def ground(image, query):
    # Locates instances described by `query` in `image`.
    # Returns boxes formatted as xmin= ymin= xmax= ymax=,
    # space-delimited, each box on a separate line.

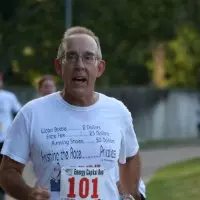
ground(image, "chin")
xmin=71 ymin=88 xmax=87 ymax=97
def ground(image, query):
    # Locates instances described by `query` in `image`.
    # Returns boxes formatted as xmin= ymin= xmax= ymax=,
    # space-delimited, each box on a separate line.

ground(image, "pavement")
xmin=6 ymin=145 xmax=200 ymax=200
xmin=140 ymin=145 xmax=200 ymax=182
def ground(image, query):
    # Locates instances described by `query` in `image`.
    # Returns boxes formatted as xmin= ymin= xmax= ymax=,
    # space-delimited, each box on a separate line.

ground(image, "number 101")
xmin=67 ymin=177 xmax=99 ymax=199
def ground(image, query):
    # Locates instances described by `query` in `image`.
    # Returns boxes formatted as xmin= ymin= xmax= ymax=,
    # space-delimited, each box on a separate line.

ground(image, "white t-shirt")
xmin=114 ymin=165 xmax=146 ymax=198
xmin=2 ymin=92 xmax=139 ymax=200
xmin=0 ymin=89 xmax=21 ymax=142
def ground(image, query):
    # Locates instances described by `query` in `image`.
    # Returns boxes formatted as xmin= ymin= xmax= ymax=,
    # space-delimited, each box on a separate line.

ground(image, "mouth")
xmin=72 ymin=77 xmax=87 ymax=85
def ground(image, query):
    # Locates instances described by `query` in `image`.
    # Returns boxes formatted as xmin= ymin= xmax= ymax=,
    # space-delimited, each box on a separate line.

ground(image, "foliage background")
xmin=0 ymin=0 xmax=199 ymax=88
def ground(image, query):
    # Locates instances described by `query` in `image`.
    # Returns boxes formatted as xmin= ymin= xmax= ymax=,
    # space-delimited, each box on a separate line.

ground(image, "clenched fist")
xmin=28 ymin=186 xmax=51 ymax=200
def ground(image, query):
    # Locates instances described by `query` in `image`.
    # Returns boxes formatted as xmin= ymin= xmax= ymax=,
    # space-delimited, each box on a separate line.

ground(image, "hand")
xmin=116 ymin=181 xmax=124 ymax=195
xmin=28 ymin=186 xmax=51 ymax=200
xmin=134 ymin=192 xmax=142 ymax=200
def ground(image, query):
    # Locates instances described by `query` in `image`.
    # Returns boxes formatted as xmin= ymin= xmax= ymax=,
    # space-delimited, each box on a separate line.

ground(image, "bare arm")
xmin=0 ymin=155 xmax=32 ymax=200
xmin=119 ymin=151 xmax=141 ymax=200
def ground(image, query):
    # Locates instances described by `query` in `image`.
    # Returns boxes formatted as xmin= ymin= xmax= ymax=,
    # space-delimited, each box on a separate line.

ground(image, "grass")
xmin=147 ymin=158 xmax=200 ymax=200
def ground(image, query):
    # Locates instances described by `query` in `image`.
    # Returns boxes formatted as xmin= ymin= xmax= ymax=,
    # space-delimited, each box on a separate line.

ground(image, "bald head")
xmin=57 ymin=26 xmax=102 ymax=63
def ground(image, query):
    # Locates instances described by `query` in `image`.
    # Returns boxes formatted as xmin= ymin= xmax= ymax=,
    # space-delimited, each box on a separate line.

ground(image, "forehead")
xmin=42 ymin=79 xmax=55 ymax=86
xmin=65 ymin=34 xmax=98 ymax=54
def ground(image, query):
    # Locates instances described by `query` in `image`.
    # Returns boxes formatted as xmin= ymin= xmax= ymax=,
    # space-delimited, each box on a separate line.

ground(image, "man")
xmin=37 ymin=75 xmax=57 ymax=97
xmin=0 ymin=26 xmax=142 ymax=200
xmin=0 ymin=72 xmax=21 ymax=199
xmin=0 ymin=72 xmax=21 ymax=154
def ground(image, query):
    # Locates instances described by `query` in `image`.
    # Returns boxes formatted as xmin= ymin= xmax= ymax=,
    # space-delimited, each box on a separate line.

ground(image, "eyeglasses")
xmin=63 ymin=52 xmax=99 ymax=65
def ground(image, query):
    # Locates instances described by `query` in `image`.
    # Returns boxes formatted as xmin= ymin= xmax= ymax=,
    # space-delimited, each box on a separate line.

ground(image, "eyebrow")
xmin=66 ymin=51 xmax=77 ymax=55
xmin=66 ymin=51 xmax=95 ymax=55
xmin=84 ymin=51 xmax=95 ymax=56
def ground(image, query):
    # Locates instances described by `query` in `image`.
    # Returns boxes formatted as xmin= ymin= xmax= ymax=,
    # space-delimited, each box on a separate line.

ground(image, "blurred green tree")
xmin=0 ymin=0 xmax=199 ymax=88
xmin=166 ymin=24 xmax=200 ymax=88
xmin=0 ymin=0 xmax=64 ymax=85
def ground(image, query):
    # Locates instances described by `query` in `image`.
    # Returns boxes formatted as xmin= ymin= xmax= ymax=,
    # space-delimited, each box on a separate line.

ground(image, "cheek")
xmin=40 ymin=87 xmax=45 ymax=92
xmin=89 ymin=68 xmax=98 ymax=78
xmin=62 ymin=68 xmax=72 ymax=80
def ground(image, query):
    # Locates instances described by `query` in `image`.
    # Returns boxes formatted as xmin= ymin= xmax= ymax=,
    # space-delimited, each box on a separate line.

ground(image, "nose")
xmin=75 ymin=56 xmax=85 ymax=69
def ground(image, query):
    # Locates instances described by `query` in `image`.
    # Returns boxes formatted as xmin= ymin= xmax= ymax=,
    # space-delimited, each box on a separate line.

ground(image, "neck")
xmin=61 ymin=90 xmax=98 ymax=107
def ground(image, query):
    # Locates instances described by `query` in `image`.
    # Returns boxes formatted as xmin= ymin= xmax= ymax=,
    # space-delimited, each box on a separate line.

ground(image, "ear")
xmin=54 ymin=59 xmax=62 ymax=77
xmin=97 ymin=60 xmax=106 ymax=78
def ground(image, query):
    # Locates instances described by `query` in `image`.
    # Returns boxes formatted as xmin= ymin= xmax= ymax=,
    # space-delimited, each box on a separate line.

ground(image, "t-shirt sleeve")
xmin=1 ymin=110 xmax=30 ymax=164
xmin=11 ymin=94 xmax=21 ymax=113
xmin=119 ymin=109 xmax=139 ymax=164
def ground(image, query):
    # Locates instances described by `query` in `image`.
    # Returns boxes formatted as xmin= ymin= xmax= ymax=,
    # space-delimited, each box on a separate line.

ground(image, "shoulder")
xmin=0 ymin=89 xmax=17 ymax=99
xmin=20 ymin=92 xmax=59 ymax=116
xmin=99 ymin=93 xmax=131 ymax=118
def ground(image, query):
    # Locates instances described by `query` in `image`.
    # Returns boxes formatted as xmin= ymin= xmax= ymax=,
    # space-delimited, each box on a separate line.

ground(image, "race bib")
xmin=60 ymin=166 xmax=105 ymax=200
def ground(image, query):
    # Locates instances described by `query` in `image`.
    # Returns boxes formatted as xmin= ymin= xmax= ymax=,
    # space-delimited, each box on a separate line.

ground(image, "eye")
xmin=84 ymin=55 xmax=94 ymax=60
xmin=66 ymin=53 xmax=78 ymax=61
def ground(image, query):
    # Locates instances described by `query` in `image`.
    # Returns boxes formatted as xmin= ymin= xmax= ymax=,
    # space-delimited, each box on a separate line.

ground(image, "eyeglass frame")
xmin=59 ymin=51 xmax=100 ymax=65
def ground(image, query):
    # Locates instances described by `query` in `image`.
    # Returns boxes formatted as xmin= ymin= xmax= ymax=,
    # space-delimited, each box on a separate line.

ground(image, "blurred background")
xmin=1 ymin=0 xmax=200 ymax=142
xmin=0 ymin=0 xmax=200 ymax=199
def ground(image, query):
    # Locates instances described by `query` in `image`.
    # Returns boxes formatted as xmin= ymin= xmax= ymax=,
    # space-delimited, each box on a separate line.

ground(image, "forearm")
xmin=120 ymin=152 xmax=141 ymax=200
xmin=0 ymin=169 xmax=32 ymax=200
